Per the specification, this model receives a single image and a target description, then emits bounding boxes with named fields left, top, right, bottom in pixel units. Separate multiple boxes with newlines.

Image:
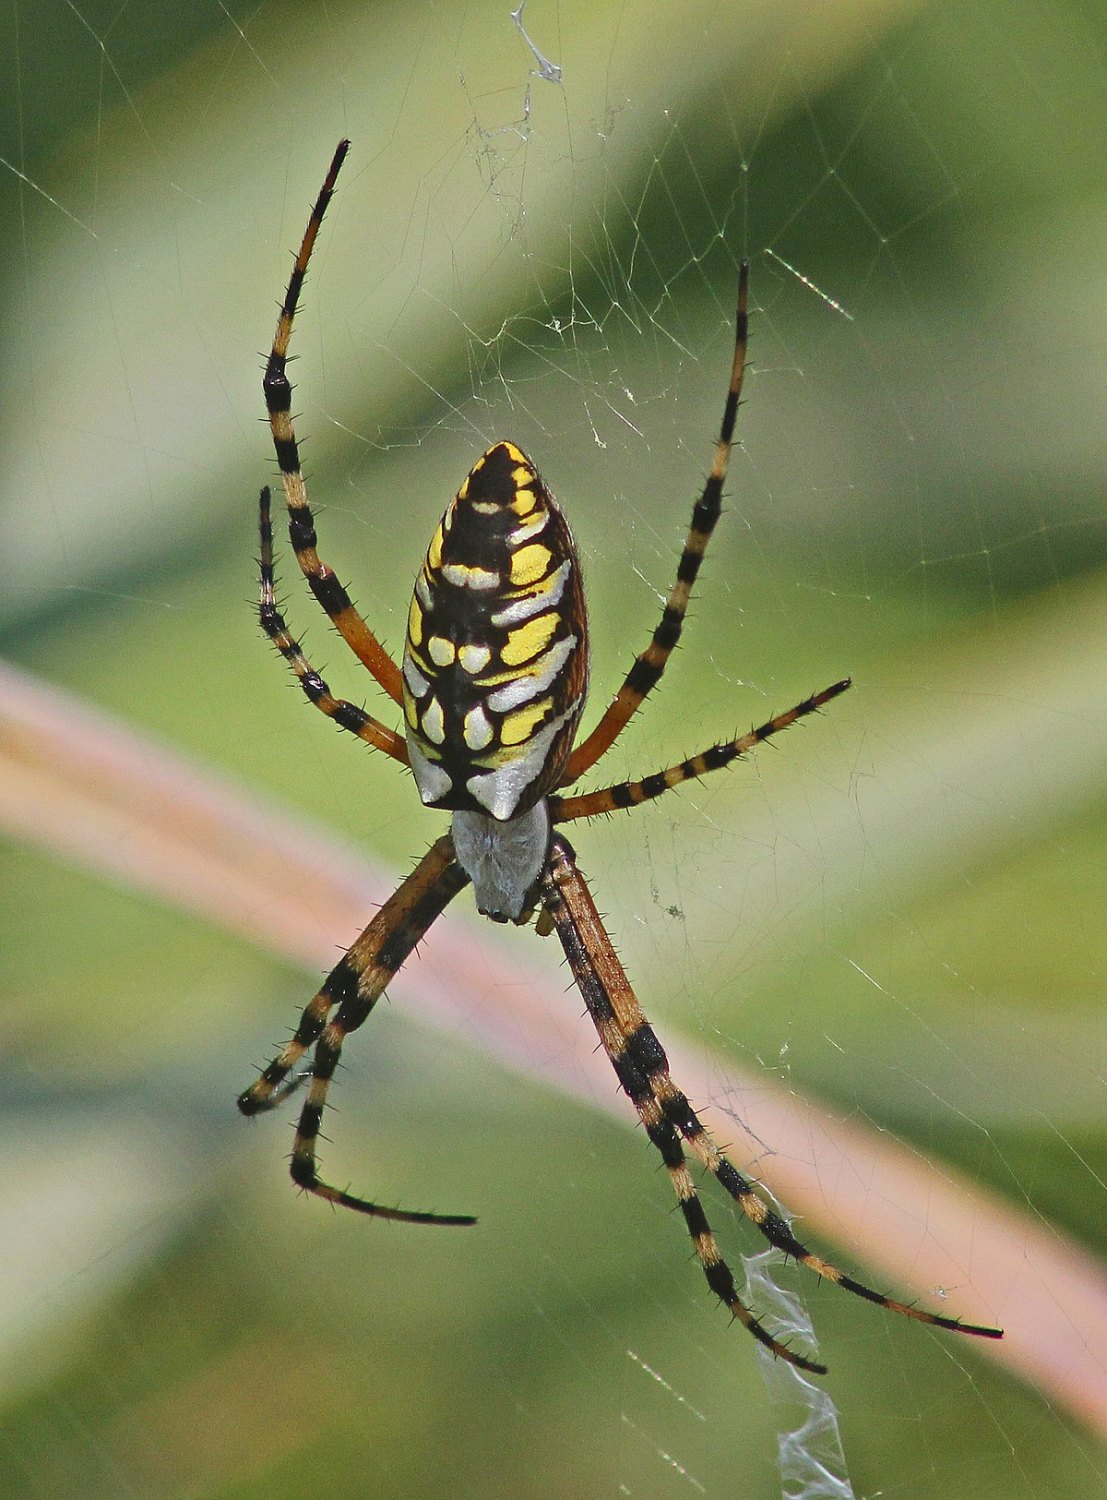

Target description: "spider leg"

left=654, top=1078, right=1002, bottom=1340
left=542, top=835, right=1003, bottom=1360
left=560, top=263, right=750, bottom=785
left=259, top=488, right=408, bottom=761
left=238, top=834, right=475, bottom=1225
left=551, top=678, right=850, bottom=823
left=263, top=139, right=404, bottom=707
left=541, top=833, right=826, bottom=1373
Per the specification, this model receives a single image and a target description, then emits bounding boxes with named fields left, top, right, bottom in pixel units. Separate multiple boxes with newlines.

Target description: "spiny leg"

left=544, top=835, right=1003, bottom=1353
left=560, top=262, right=750, bottom=785
left=259, top=487, right=408, bottom=761
left=263, top=139, right=403, bottom=706
left=641, top=1093, right=826, bottom=1372
left=237, top=966, right=334, bottom=1115
left=551, top=678, right=850, bottom=823
left=236, top=832, right=461, bottom=1112
left=542, top=833, right=825, bottom=1373
left=238, top=834, right=474, bottom=1224
left=653, top=1079, right=1003, bottom=1340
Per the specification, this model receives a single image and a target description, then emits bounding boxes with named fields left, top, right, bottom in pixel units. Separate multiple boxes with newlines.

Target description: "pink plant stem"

left=1, top=659, right=1103, bottom=1428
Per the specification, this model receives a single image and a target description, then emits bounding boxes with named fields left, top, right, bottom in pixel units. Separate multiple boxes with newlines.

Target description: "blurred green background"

left=1, top=0, right=1105, bottom=1495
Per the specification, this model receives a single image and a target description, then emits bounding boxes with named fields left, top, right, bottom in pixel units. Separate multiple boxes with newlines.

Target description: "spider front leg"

left=238, top=834, right=475, bottom=1225
left=258, top=487, right=408, bottom=762
left=561, top=262, right=750, bottom=784
left=263, top=139, right=404, bottom=706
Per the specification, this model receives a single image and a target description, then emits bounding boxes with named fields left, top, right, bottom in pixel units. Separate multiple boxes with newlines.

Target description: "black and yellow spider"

left=239, top=141, right=1002, bottom=1374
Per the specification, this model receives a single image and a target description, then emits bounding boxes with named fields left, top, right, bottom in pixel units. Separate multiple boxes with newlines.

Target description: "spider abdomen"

left=402, top=442, right=588, bottom=821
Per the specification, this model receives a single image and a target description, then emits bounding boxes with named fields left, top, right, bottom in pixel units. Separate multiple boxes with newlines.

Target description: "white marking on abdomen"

left=486, top=635, right=577, bottom=713
left=491, top=559, right=571, bottom=627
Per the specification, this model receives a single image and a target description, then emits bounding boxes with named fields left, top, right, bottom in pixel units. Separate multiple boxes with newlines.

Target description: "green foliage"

left=2, top=1, right=1105, bottom=1496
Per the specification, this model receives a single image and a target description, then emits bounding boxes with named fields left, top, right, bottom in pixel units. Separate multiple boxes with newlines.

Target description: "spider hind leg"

left=645, top=1051, right=1003, bottom=1341
left=238, top=835, right=476, bottom=1226
left=542, top=834, right=1002, bottom=1368
left=542, top=834, right=826, bottom=1373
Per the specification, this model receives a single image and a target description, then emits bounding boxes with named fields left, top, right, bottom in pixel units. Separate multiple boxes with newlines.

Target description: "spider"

left=239, top=140, right=1003, bottom=1374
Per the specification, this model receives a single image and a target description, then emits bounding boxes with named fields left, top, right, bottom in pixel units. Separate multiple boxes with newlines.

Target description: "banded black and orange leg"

left=653, top=1080, right=1002, bottom=1341
left=551, top=678, right=851, bottom=823
left=263, top=139, right=404, bottom=706
left=238, top=834, right=474, bottom=1225
left=542, top=835, right=1002, bottom=1357
left=542, top=833, right=825, bottom=1373
left=561, top=263, right=750, bottom=785
left=258, top=488, right=408, bottom=761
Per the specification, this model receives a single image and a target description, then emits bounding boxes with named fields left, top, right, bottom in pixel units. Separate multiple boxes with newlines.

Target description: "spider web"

left=1, top=2, right=1106, bottom=1497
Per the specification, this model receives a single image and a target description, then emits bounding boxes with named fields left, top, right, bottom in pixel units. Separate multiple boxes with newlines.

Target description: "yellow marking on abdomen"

left=491, top=558, right=571, bottom=628
left=407, top=596, right=424, bottom=647
left=500, top=610, right=558, bottom=666
left=428, top=636, right=456, bottom=667
left=500, top=698, right=552, bottom=747
left=510, top=543, right=552, bottom=587
left=510, top=480, right=538, bottom=517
